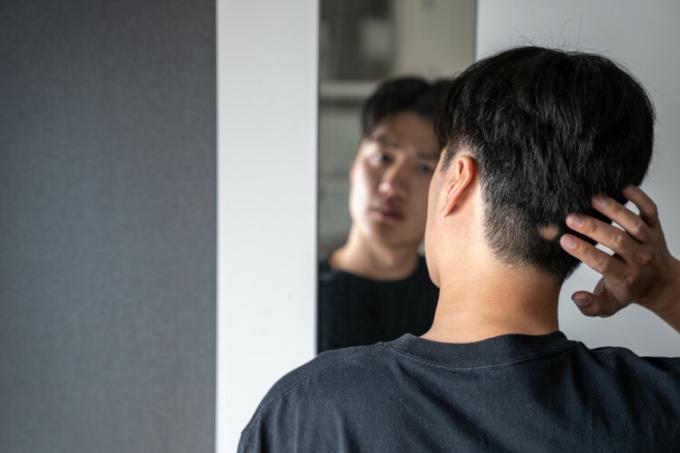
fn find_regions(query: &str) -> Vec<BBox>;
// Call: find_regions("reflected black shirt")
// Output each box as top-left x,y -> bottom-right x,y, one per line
238,332 -> 680,452
317,255 -> 439,353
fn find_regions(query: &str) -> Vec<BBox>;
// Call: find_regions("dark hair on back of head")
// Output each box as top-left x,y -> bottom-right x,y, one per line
362,77 -> 452,137
436,46 -> 655,281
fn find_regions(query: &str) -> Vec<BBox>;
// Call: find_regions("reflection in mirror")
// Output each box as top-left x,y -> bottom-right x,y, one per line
317,0 -> 476,353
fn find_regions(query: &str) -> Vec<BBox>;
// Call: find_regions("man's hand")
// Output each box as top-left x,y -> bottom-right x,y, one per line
559,186 -> 680,331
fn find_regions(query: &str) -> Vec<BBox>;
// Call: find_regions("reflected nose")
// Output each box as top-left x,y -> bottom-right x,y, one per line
378,163 -> 408,200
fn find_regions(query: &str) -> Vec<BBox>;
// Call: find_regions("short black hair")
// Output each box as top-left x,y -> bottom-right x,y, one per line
436,46 -> 655,280
362,77 -> 452,137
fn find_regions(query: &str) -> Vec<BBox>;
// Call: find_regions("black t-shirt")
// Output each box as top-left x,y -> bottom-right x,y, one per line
317,255 -> 439,353
239,331 -> 680,452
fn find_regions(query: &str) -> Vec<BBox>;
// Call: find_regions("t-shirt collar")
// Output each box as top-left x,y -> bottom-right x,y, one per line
387,331 -> 575,369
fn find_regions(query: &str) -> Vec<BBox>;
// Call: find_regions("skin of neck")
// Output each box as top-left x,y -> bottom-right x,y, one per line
423,154 -> 562,344
330,226 -> 421,281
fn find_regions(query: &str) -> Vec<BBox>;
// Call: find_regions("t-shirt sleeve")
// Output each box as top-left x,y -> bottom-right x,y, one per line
236,366 -> 330,453
643,356 -> 680,377
237,388 -> 332,453
236,347 -> 373,452
237,424 -> 269,453
236,400 -> 295,453
236,427 -> 260,453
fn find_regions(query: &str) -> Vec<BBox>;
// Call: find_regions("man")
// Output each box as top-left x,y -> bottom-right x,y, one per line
240,47 -> 680,451
318,77 -> 447,352
319,76 -> 672,353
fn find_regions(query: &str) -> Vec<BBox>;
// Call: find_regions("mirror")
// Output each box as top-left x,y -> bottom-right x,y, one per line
317,0 -> 477,353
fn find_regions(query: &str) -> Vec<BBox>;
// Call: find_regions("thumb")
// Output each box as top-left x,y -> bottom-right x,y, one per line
573,279 -> 625,318
571,279 -> 609,317
571,289 -> 600,317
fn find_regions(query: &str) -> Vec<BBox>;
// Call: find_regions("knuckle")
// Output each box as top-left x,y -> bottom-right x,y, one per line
631,218 -> 646,237
582,217 -> 595,234
649,202 -> 659,218
609,201 -> 623,216
593,303 -> 615,318
635,251 -> 653,266
624,273 -> 638,288
595,255 -> 611,273
611,232 -> 627,250
586,305 -> 605,317
579,305 -> 596,316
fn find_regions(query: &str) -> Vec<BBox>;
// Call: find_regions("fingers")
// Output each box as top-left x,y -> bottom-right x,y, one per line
563,186 -> 662,321
560,234 -> 627,280
565,213 -> 639,260
564,186 -> 657,256
623,185 -> 659,228
590,193 -> 650,243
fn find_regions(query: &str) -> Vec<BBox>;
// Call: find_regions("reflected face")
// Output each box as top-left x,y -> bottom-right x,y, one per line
348,112 -> 440,248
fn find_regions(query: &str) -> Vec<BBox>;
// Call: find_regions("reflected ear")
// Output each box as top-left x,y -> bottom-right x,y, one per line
349,139 -> 368,181
348,150 -> 360,181
442,155 -> 477,217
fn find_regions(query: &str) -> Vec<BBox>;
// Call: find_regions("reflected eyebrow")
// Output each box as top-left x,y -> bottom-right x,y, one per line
416,152 -> 440,161
370,134 -> 398,148
370,133 -> 439,161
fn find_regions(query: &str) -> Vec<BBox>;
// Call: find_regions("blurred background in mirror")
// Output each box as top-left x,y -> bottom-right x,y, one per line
318,0 -> 476,254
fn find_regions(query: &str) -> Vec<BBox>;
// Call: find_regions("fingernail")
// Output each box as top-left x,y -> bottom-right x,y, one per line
573,296 -> 590,306
593,195 -> 609,208
568,214 -> 584,227
561,236 -> 577,249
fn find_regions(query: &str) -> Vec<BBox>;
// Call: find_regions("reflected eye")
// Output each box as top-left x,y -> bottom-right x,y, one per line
370,152 -> 392,164
417,164 -> 435,174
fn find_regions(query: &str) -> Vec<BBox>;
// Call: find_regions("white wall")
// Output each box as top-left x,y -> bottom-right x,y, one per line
217,0 -> 318,451
217,2 -> 680,449
477,0 -> 680,355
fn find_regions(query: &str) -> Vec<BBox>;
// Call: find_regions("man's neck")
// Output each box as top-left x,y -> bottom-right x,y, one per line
330,228 -> 420,280
423,261 -> 561,344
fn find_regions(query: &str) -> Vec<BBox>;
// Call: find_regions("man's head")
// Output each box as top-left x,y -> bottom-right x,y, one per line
425,46 -> 654,284
348,77 -> 451,248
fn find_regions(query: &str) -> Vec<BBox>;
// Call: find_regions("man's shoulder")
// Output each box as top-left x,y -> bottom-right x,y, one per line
239,342 -> 405,451
260,343 -> 390,405
244,342 -> 395,427
583,343 -> 680,376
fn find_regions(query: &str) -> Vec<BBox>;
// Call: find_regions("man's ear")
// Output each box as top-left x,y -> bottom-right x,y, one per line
442,155 -> 477,217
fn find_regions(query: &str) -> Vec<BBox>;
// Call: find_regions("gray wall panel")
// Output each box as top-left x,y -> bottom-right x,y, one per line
0,1 -> 216,452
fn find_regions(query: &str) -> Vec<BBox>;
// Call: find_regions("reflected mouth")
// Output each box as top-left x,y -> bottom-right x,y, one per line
371,206 -> 405,221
